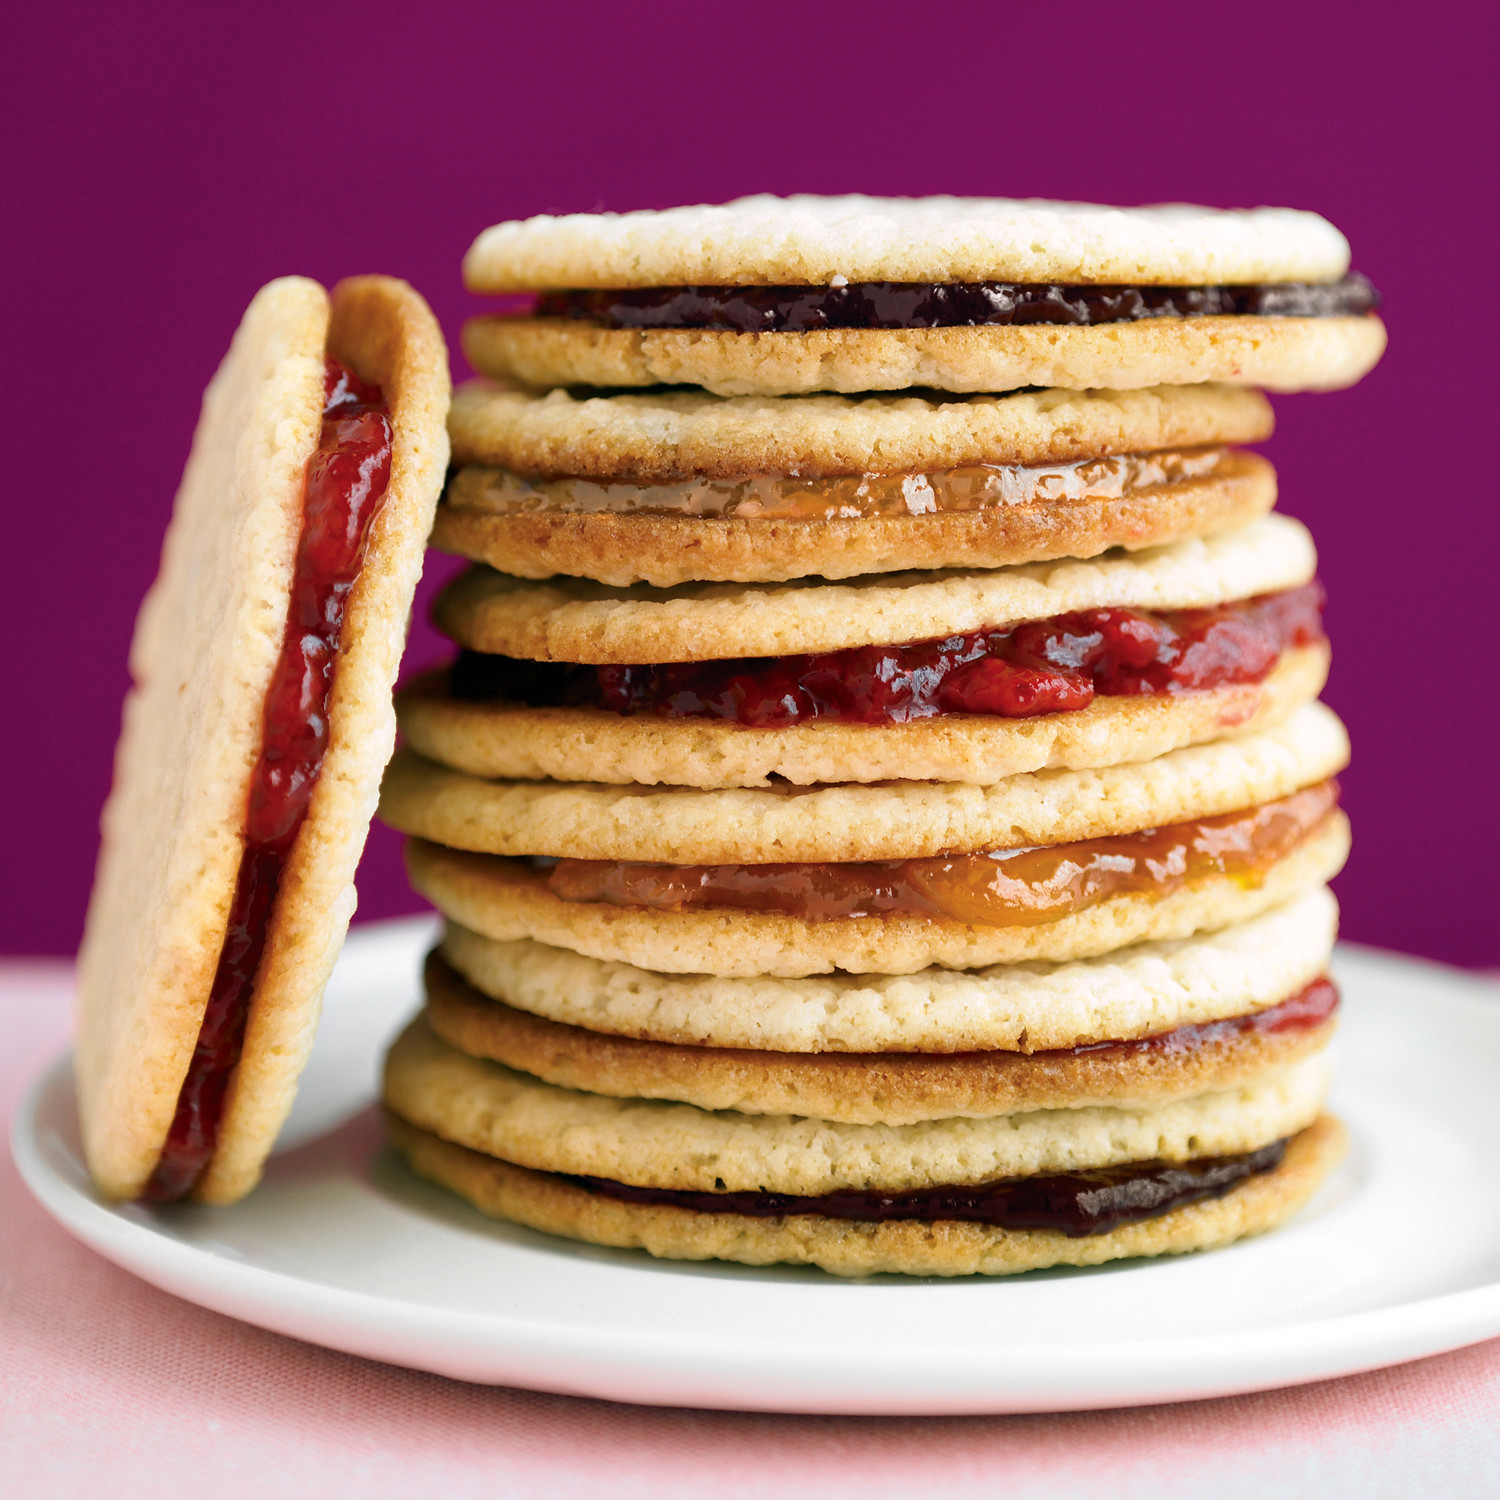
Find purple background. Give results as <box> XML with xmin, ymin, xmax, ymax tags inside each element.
<box><xmin>4</xmin><ymin>3</ymin><xmax>1495</xmax><ymax>964</ymax></box>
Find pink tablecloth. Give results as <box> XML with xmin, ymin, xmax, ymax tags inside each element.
<box><xmin>5</xmin><ymin>961</ymin><xmax>1499</xmax><ymax>1498</ymax></box>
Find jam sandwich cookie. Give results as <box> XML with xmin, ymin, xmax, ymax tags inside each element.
<box><xmin>401</xmin><ymin>514</ymin><xmax>1322</xmax><ymax>789</ymax></box>
<box><xmin>438</xmin><ymin>381</ymin><xmax>1276</xmax><ymax>586</ymax></box>
<box><xmin>421</xmin><ymin>511</ymin><xmax>1316</xmax><ymax>663</ymax></box>
<box><xmin>75</xmin><ymin>276</ymin><xmax>450</xmax><ymax>1205</ymax></box>
<box><xmin>386</xmin><ymin>1111</ymin><xmax>1345</xmax><ymax>1278</ymax></box>
<box><xmin>381</xmin><ymin>1008</ymin><xmax>1340</xmax><ymax>1277</ymax></box>
<box><xmin>420</xmin><ymin>949</ymin><xmax>1340</xmax><ymax>1123</ymax></box>
<box><xmin>383</xmin><ymin>1015</ymin><xmax>1331</xmax><ymax>1193</ymax></box>
<box><xmin>377</xmin><ymin>700</ymin><xmax>1349</xmax><ymax>865</ymax></box>
<box><xmin>383</xmin><ymin>707</ymin><xmax>1348</xmax><ymax>978</ymax></box>
<box><xmin>397</xmin><ymin>642</ymin><xmax>1327</xmax><ymax>792</ymax></box>
<box><xmin>459</xmin><ymin>195</ymin><xmax>1385</xmax><ymax>397</ymax></box>
<box><xmin>427</xmin><ymin>885</ymin><xmax>1339</xmax><ymax>1054</ymax></box>
<box><xmin>404</xmin><ymin>787</ymin><xmax>1346</xmax><ymax>977</ymax></box>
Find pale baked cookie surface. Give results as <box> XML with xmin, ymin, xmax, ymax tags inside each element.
<box><xmin>424</xmin><ymin>951</ymin><xmax>1338</xmax><ymax>1124</ymax></box>
<box><xmin>433</xmin><ymin>513</ymin><xmax>1315</xmax><ymax>663</ymax></box>
<box><xmin>463</xmin><ymin>196</ymin><xmax>1353</xmax><ymax>290</ymax></box>
<box><xmin>435</xmin><ymin>453</ymin><xmax>1275</xmax><ymax>587</ymax></box>
<box><xmin>397</xmin><ymin>641</ymin><xmax>1326</xmax><ymax>790</ymax></box>
<box><xmin>383</xmin><ymin>1014</ymin><xmax>1330</xmax><ymax>1193</ymax></box>
<box><xmin>75</xmin><ymin>277</ymin><xmax>451</xmax><ymax>1204</ymax></box>
<box><xmin>464</xmin><ymin>315</ymin><xmax>1386</xmax><ymax>399</ymax></box>
<box><xmin>389</xmin><ymin>1110</ymin><xmax>1345</xmax><ymax>1278</ymax></box>
<box><xmin>377</xmin><ymin>701</ymin><xmax>1349</xmax><ymax>864</ymax></box>
<box><xmin>411</xmin><ymin>811</ymin><xmax>1347</xmax><ymax>978</ymax></box>
<box><xmin>434</xmin><ymin>887</ymin><xmax>1338</xmax><ymax>1053</ymax></box>
<box><xmin>447</xmin><ymin>380</ymin><xmax>1274</xmax><ymax>479</ymax></box>
<box><xmin>442</xmin><ymin>382</ymin><xmax>1278</xmax><ymax>590</ymax></box>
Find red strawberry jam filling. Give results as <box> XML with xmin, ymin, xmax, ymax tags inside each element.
<box><xmin>1066</xmin><ymin>975</ymin><xmax>1338</xmax><ymax>1060</ymax></box>
<box><xmin>537</xmin><ymin>781</ymin><xmax>1339</xmax><ymax>927</ymax></box>
<box><xmin>533</xmin><ymin>273</ymin><xmax>1378</xmax><ymax>332</ymax></box>
<box><xmin>564</xmin><ymin>1136</ymin><xmax>1292</xmax><ymax>1236</ymax></box>
<box><xmin>145</xmin><ymin>358</ymin><xmax>393</xmax><ymax>1203</ymax></box>
<box><xmin>449</xmin><ymin>582</ymin><xmax>1324</xmax><ymax>727</ymax></box>
<box><xmin>446</xmin><ymin>444</ymin><xmax>1228</xmax><ymax>521</ymax></box>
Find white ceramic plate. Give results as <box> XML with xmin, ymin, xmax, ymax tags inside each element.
<box><xmin>13</xmin><ymin>917</ymin><xmax>1500</xmax><ymax>1414</ymax></box>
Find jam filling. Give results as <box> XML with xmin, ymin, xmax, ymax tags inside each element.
<box><xmin>144</xmin><ymin>359</ymin><xmax>393</xmax><ymax>1203</ymax></box>
<box><xmin>533</xmin><ymin>274</ymin><xmax>1378</xmax><ymax>332</ymax></box>
<box><xmin>565</xmin><ymin>1138</ymin><xmax>1290</xmax><ymax>1236</ymax></box>
<box><xmin>1064</xmin><ymin>975</ymin><xmax>1338</xmax><ymax>1060</ymax></box>
<box><xmin>538</xmin><ymin>782</ymin><xmax>1338</xmax><ymax>926</ymax></box>
<box><xmin>447</xmin><ymin>446</ymin><xmax>1227</xmax><ymax>522</ymax></box>
<box><xmin>450</xmin><ymin>582</ymin><xmax>1324</xmax><ymax>728</ymax></box>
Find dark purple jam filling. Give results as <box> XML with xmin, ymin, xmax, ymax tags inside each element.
<box><xmin>565</xmin><ymin>1139</ymin><xmax>1289</xmax><ymax>1237</ymax></box>
<box><xmin>534</xmin><ymin>274</ymin><xmax>1378</xmax><ymax>333</ymax></box>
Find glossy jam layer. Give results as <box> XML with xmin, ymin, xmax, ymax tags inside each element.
<box><xmin>1068</xmin><ymin>976</ymin><xmax>1338</xmax><ymax>1061</ymax></box>
<box><xmin>144</xmin><ymin>359</ymin><xmax>393</xmax><ymax>1203</ymax></box>
<box><xmin>542</xmin><ymin>781</ymin><xmax>1338</xmax><ymax>926</ymax></box>
<box><xmin>450</xmin><ymin>583</ymin><xmax>1325</xmax><ymax>728</ymax></box>
<box><xmin>450</xmin><ymin>446</ymin><xmax>1226</xmax><ymax>521</ymax></box>
<box><xmin>567</xmin><ymin>1138</ymin><xmax>1290</xmax><ymax>1236</ymax></box>
<box><xmin>534</xmin><ymin>274</ymin><xmax>1379</xmax><ymax>332</ymax></box>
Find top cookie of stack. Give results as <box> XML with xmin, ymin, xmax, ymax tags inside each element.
<box><xmin>447</xmin><ymin>194</ymin><xmax>1383</xmax><ymax>587</ymax></box>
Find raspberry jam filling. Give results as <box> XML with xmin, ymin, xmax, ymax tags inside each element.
<box><xmin>1067</xmin><ymin>975</ymin><xmax>1338</xmax><ymax>1061</ymax></box>
<box><xmin>565</xmin><ymin>1137</ymin><xmax>1291</xmax><ymax>1236</ymax></box>
<box><xmin>446</xmin><ymin>445</ymin><xmax>1228</xmax><ymax>522</ymax></box>
<box><xmin>144</xmin><ymin>358</ymin><xmax>393</xmax><ymax>1203</ymax></box>
<box><xmin>449</xmin><ymin>582</ymin><xmax>1325</xmax><ymax>727</ymax></box>
<box><xmin>537</xmin><ymin>782</ymin><xmax>1338</xmax><ymax>926</ymax></box>
<box><xmin>533</xmin><ymin>274</ymin><xmax>1378</xmax><ymax>332</ymax></box>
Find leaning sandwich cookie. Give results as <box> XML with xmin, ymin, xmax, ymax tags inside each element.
<box><xmin>76</xmin><ymin>276</ymin><xmax>450</xmax><ymax>1204</ymax></box>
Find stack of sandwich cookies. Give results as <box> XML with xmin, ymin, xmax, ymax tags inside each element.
<box><xmin>379</xmin><ymin>196</ymin><xmax>1378</xmax><ymax>1276</ymax></box>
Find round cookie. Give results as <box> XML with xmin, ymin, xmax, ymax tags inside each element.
<box><xmin>74</xmin><ymin>277</ymin><xmax>451</xmax><ymax>1204</ymax></box>
<box><xmin>384</xmin><ymin>1014</ymin><xmax>1328</xmax><ymax>1194</ymax></box>
<box><xmin>388</xmin><ymin>1111</ymin><xmax>1345</xmax><ymax>1278</ymax></box>
<box><xmin>463</xmin><ymin>197</ymin><xmax>1355</xmax><ymax>290</ymax></box>
<box><xmin>377</xmin><ymin>701</ymin><xmax>1350</xmax><ymax>864</ymax></box>
<box><xmin>432</xmin><ymin>513</ymin><xmax>1315</xmax><ymax>663</ymax></box>
<box><xmin>423</xmin><ymin>951</ymin><xmax>1338</xmax><ymax>1125</ymax></box>
<box><xmin>397</xmin><ymin>641</ymin><xmax>1327</xmax><ymax>790</ymax></box>
<box><xmin>463</xmin><ymin>314</ymin><xmax>1386</xmax><ymax>400</ymax></box>
<box><xmin>412</xmin><ymin>811</ymin><xmax>1347</xmax><ymax>978</ymax></box>
<box><xmin>446</xmin><ymin>380</ymin><xmax>1275</xmax><ymax>480</ymax></box>
<box><xmin>384</xmin><ymin>1015</ymin><xmax>1330</xmax><ymax>1193</ymax></box>
<box><xmin>436</xmin><ymin>452</ymin><xmax>1274</xmax><ymax>587</ymax></box>
<box><xmin>433</xmin><ymin>887</ymin><xmax>1338</xmax><ymax>1053</ymax></box>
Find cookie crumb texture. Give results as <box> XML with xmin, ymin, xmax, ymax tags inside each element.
<box><xmin>431</xmin><ymin>513</ymin><xmax>1316</xmax><ymax>665</ymax></box>
<box><xmin>462</xmin><ymin>197</ymin><xmax>1353</xmax><ymax>291</ymax></box>
<box><xmin>430</xmin><ymin>885</ymin><xmax>1340</xmax><ymax>1049</ymax></box>
<box><xmin>434</xmin><ymin>452</ymin><xmax>1276</xmax><ymax>587</ymax></box>
<box><xmin>446</xmin><ymin>381</ymin><xmax>1275</xmax><ymax>480</ymax></box>
<box><xmin>464</xmin><ymin>316</ymin><xmax>1386</xmax><ymax>399</ymax></box>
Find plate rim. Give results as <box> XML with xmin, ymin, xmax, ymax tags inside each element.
<box><xmin>11</xmin><ymin>933</ymin><xmax>1500</xmax><ymax>1415</ymax></box>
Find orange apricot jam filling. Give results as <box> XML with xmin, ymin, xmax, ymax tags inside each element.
<box><xmin>448</xmin><ymin>445</ymin><xmax>1227</xmax><ymax>521</ymax></box>
<box><xmin>540</xmin><ymin>781</ymin><xmax>1339</xmax><ymax>927</ymax></box>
